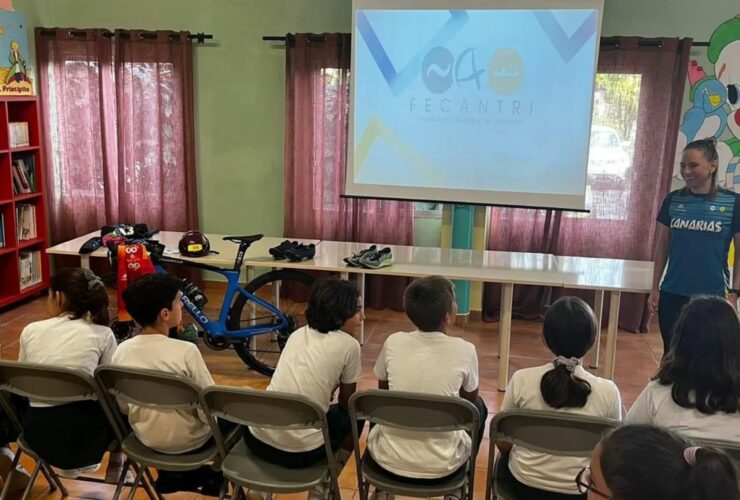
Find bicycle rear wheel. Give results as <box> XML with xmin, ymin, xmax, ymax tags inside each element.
<box><xmin>229</xmin><ymin>269</ymin><xmax>315</xmax><ymax>376</ymax></box>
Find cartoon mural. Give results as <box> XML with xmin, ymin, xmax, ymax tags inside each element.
<box><xmin>674</xmin><ymin>14</ymin><xmax>740</xmax><ymax>188</ymax></box>
<box><xmin>0</xmin><ymin>9</ymin><xmax>32</xmax><ymax>95</ymax></box>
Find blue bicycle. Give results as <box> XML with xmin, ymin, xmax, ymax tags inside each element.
<box><xmin>150</xmin><ymin>234</ymin><xmax>315</xmax><ymax>376</ymax></box>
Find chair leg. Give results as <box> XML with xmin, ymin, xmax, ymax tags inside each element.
<box><xmin>41</xmin><ymin>463</ymin><xmax>69</xmax><ymax>497</ymax></box>
<box><xmin>19</xmin><ymin>460</ymin><xmax>42</xmax><ymax>500</ymax></box>
<box><xmin>126</xmin><ymin>463</ymin><xmax>145</xmax><ymax>500</ymax></box>
<box><xmin>330</xmin><ymin>475</ymin><xmax>341</xmax><ymax>500</ymax></box>
<box><xmin>39</xmin><ymin>464</ymin><xmax>58</xmax><ymax>494</ymax></box>
<box><xmin>112</xmin><ymin>459</ymin><xmax>131</xmax><ymax>500</ymax></box>
<box><xmin>0</xmin><ymin>448</ymin><xmax>23</xmax><ymax>500</ymax></box>
<box><xmin>218</xmin><ymin>478</ymin><xmax>229</xmax><ymax>500</ymax></box>
<box><xmin>141</xmin><ymin>466</ymin><xmax>163</xmax><ymax>500</ymax></box>
<box><xmin>230</xmin><ymin>485</ymin><xmax>245</xmax><ymax>500</ymax></box>
<box><xmin>358</xmin><ymin>479</ymin><xmax>370</xmax><ymax>500</ymax></box>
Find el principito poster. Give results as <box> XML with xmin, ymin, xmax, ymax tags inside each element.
<box><xmin>0</xmin><ymin>9</ymin><xmax>32</xmax><ymax>95</ymax></box>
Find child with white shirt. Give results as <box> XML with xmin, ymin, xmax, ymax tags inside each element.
<box><xmin>626</xmin><ymin>295</ymin><xmax>740</xmax><ymax>441</ymax></box>
<box><xmin>243</xmin><ymin>277</ymin><xmax>363</xmax><ymax>499</ymax></box>
<box><xmin>499</xmin><ymin>296</ymin><xmax>622</xmax><ymax>499</ymax></box>
<box><xmin>113</xmin><ymin>272</ymin><xmax>222</xmax><ymax>495</ymax></box>
<box><xmin>368</xmin><ymin>275</ymin><xmax>487</xmax><ymax>487</ymax></box>
<box><xmin>19</xmin><ymin>268</ymin><xmax>122</xmax><ymax>482</ymax></box>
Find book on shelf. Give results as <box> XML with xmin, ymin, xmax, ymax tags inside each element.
<box><xmin>11</xmin><ymin>157</ymin><xmax>34</xmax><ymax>194</ymax></box>
<box><xmin>15</xmin><ymin>203</ymin><xmax>36</xmax><ymax>241</ymax></box>
<box><xmin>9</xmin><ymin>122</ymin><xmax>29</xmax><ymax>148</ymax></box>
<box><xmin>0</xmin><ymin>213</ymin><xmax>4</xmax><ymax>248</ymax></box>
<box><xmin>19</xmin><ymin>250</ymin><xmax>42</xmax><ymax>289</ymax></box>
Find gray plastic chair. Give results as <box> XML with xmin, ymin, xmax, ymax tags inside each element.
<box><xmin>486</xmin><ymin>409</ymin><xmax>620</xmax><ymax>500</ymax></box>
<box><xmin>200</xmin><ymin>385</ymin><xmax>341</xmax><ymax>500</ymax></box>
<box><xmin>0</xmin><ymin>360</ymin><xmax>156</xmax><ymax>500</ymax></box>
<box><xmin>349</xmin><ymin>390</ymin><xmax>480</xmax><ymax>500</ymax></box>
<box><xmin>95</xmin><ymin>365</ymin><xmax>234</xmax><ymax>500</ymax></box>
<box><xmin>692</xmin><ymin>436</ymin><xmax>740</xmax><ymax>485</ymax></box>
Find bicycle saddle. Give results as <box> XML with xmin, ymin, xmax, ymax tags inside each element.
<box><xmin>223</xmin><ymin>234</ymin><xmax>264</xmax><ymax>244</ymax></box>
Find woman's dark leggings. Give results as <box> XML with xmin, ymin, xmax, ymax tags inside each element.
<box><xmin>657</xmin><ymin>291</ymin><xmax>691</xmax><ymax>356</ymax></box>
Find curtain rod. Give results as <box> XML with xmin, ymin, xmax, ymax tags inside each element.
<box><xmin>262</xmin><ymin>34</ymin><xmax>708</xmax><ymax>47</ymax></box>
<box><xmin>39</xmin><ymin>29</ymin><xmax>213</xmax><ymax>44</ymax></box>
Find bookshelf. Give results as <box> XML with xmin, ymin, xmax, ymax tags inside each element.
<box><xmin>0</xmin><ymin>97</ymin><xmax>49</xmax><ymax>308</ymax></box>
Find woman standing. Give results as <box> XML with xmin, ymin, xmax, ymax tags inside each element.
<box><xmin>648</xmin><ymin>137</ymin><xmax>740</xmax><ymax>354</ymax></box>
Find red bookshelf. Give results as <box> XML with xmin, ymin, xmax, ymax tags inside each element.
<box><xmin>0</xmin><ymin>97</ymin><xmax>49</xmax><ymax>307</ymax></box>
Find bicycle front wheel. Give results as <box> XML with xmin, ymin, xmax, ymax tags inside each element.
<box><xmin>229</xmin><ymin>269</ymin><xmax>315</xmax><ymax>376</ymax></box>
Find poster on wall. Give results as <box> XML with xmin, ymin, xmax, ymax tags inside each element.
<box><xmin>0</xmin><ymin>9</ymin><xmax>32</xmax><ymax>95</ymax></box>
<box><xmin>674</xmin><ymin>14</ymin><xmax>740</xmax><ymax>190</ymax></box>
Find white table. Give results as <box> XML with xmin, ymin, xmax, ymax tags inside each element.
<box><xmin>557</xmin><ymin>256</ymin><xmax>654</xmax><ymax>380</ymax></box>
<box><xmin>46</xmin><ymin>231</ymin><xmax>654</xmax><ymax>389</ymax></box>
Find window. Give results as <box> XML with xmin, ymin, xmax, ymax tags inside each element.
<box><xmin>570</xmin><ymin>73</ymin><xmax>642</xmax><ymax>220</ymax></box>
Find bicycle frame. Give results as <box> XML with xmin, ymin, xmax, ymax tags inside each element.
<box><xmin>152</xmin><ymin>241</ymin><xmax>290</xmax><ymax>341</ymax></box>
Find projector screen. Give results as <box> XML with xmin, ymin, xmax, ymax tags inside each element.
<box><xmin>346</xmin><ymin>0</ymin><xmax>604</xmax><ymax>210</ymax></box>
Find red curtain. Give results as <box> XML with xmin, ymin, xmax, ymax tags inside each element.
<box><xmin>35</xmin><ymin>29</ymin><xmax>115</xmax><ymax>244</ymax></box>
<box><xmin>484</xmin><ymin>37</ymin><xmax>693</xmax><ymax>332</ymax></box>
<box><xmin>36</xmin><ymin>28</ymin><xmax>198</xmax><ymax>245</ymax></box>
<box><xmin>283</xmin><ymin>33</ymin><xmax>413</xmax><ymax>310</ymax></box>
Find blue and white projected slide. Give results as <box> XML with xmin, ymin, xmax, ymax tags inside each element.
<box><xmin>346</xmin><ymin>0</ymin><xmax>603</xmax><ymax>210</ymax></box>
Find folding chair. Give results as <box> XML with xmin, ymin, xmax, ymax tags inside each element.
<box><xmin>95</xmin><ymin>365</ymin><xmax>234</xmax><ymax>500</ymax></box>
<box><xmin>200</xmin><ymin>385</ymin><xmax>341</xmax><ymax>500</ymax></box>
<box><xmin>485</xmin><ymin>409</ymin><xmax>619</xmax><ymax>500</ymax></box>
<box><xmin>349</xmin><ymin>390</ymin><xmax>481</xmax><ymax>500</ymax></box>
<box><xmin>692</xmin><ymin>436</ymin><xmax>740</xmax><ymax>486</ymax></box>
<box><xmin>0</xmin><ymin>360</ymin><xmax>156</xmax><ymax>500</ymax></box>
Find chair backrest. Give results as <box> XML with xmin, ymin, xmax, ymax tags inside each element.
<box><xmin>0</xmin><ymin>359</ymin><xmax>118</xmax><ymax>440</ymax></box>
<box><xmin>491</xmin><ymin>409</ymin><xmax>619</xmax><ymax>457</ymax></box>
<box><xmin>200</xmin><ymin>385</ymin><xmax>338</xmax><ymax>493</ymax></box>
<box><xmin>349</xmin><ymin>389</ymin><xmax>479</xmax><ymax>434</ymax></box>
<box><xmin>201</xmin><ymin>385</ymin><xmax>327</xmax><ymax>431</ymax></box>
<box><xmin>95</xmin><ymin>365</ymin><xmax>202</xmax><ymax>411</ymax></box>
<box><xmin>692</xmin><ymin>437</ymin><xmax>740</xmax><ymax>471</ymax></box>
<box><xmin>0</xmin><ymin>359</ymin><xmax>99</xmax><ymax>404</ymax></box>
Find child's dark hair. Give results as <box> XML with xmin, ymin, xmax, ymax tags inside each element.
<box><xmin>655</xmin><ymin>295</ymin><xmax>740</xmax><ymax>414</ymax></box>
<box><xmin>683</xmin><ymin>137</ymin><xmax>719</xmax><ymax>195</ymax></box>
<box><xmin>600</xmin><ymin>425</ymin><xmax>739</xmax><ymax>500</ymax></box>
<box><xmin>305</xmin><ymin>277</ymin><xmax>359</xmax><ymax>333</ymax></box>
<box><xmin>122</xmin><ymin>273</ymin><xmax>182</xmax><ymax>327</ymax></box>
<box><xmin>403</xmin><ymin>276</ymin><xmax>455</xmax><ymax>332</ymax></box>
<box><xmin>540</xmin><ymin>296</ymin><xmax>596</xmax><ymax>409</ymax></box>
<box><xmin>50</xmin><ymin>268</ymin><xmax>109</xmax><ymax>326</ymax></box>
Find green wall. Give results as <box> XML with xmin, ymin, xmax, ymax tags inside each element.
<box><xmin>11</xmin><ymin>0</ymin><xmax>740</xmax><ymax>239</ymax></box>
<box><xmin>602</xmin><ymin>0</ymin><xmax>739</xmax><ymax>40</ymax></box>
<box><xmin>15</xmin><ymin>0</ymin><xmax>351</xmax><ymax>237</ymax></box>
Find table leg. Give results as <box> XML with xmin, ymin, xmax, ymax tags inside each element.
<box><xmin>81</xmin><ymin>255</ymin><xmax>90</xmax><ymax>270</ymax></box>
<box><xmin>358</xmin><ymin>273</ymin><xmax>365</xmax><ymax>346</ymax></box>
<box><xmin>589</xmin><ymin>290</ymin><xmax>604</xmax><ymax>369</ymax></box>
<box><xmin>604</xmin><ymin>291</ymin><xmax>621</xmax><ymax>380</ymax></box>
<box><xmin>498</xmin><ymin>283</ymin><xmax>514</xmax><ymax>392</ymax></box>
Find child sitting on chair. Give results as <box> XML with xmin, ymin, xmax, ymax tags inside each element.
<box><xmin>499</xmin><ymin>296</ymin><xmax>623</xmax><ymax>499</ymax></box>
<box><xmin>113</xmin><ymin>272</ymin><xmax>222</xmax><ymax>495</ymax></box>
<box><xmin>19</xmin><ymin>268</ymin><xmax>123</xmax><ymax>483</ymax></box>
<box><xmin>368</xmin><ymin>275</ymin><xmax>487</xmax><ymax>492</ymax></box>
<box><xmin>243</xmin><ymin>276</ymin><xmax>363</xmax><ymax>499</ymax></box>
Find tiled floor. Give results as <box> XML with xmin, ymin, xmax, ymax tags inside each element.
<box><xmin>0</xmin><ymin>286</ymin><xmax>662</xmax><ymax>499</ymax></box>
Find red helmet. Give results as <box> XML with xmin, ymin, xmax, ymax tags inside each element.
<box><xmin>179</xmin><ymin>230</ymin><xmax>211</xmax><ymax>257</ymax></box>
